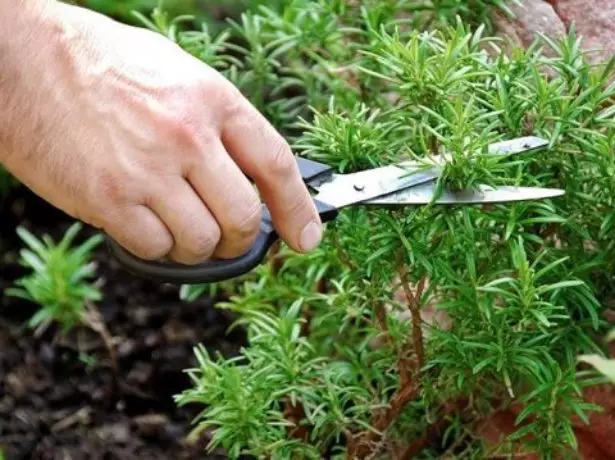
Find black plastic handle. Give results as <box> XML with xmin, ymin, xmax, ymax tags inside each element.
<box><xmin>106</xmin><ymin>198</ymin><xmax>338</xmax><ymax>284</ymax></box>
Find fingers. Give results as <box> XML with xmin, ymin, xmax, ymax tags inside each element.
<box><xmin>184</xmin><ymin>137</ymin><xmax>262</xmax><ymax>260</ymax></box>
<box><xmin>103</xmin><ymin>205</ymin><xmax>174</xmax><ymax>261</ymax></box>
<box><xmin>147</xmin><ymin>178</ymin><xmax>222</xmax><ymax>264</ymax></box>
<box><xmin>219</xmin><ymin>92</ymin><xmax>323</xmax><ymax>253</ymax></box>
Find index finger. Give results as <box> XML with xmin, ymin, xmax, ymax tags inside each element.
<box><xmin>218</xmin><ymin>88</ymin><xmax>323</xmax><ymax>254</ymax></box>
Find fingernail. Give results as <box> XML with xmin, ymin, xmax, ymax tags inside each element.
<box><xmin>299</xmin><ymin>220</ymin><xmax>322</xmax><ymax>252</ymax></box>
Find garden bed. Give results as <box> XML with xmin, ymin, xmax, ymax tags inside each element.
<box><xmin>0</xmin><ymin>186</ymin><xmax>247</xmax><ymax>459</ymax></box>
<box><xmin>3</xmin><ymin>0</ymin><xmax>615</xmax><ymax>458</ymax></box>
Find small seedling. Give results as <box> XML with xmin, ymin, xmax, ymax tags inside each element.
<box><xmin>5</xmin><ymin>222</ymin><xmax>104</xmax><ymax>335</ymax></box>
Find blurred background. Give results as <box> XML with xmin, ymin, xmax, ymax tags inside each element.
<box><xmin>69</xmin><ymin>0</ymin><xmax>285</xmax><ymax>32</ymax></box>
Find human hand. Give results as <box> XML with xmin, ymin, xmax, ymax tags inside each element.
<box><xmin>0</xmin><ymin>1</ymin><xmax>322</xmax><ymax>264</ymax></box>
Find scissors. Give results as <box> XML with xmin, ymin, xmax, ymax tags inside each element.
<box><xmin>107</xmin><ymin>136</ymin><xmax>564</xmax><ymax>284</ymax></box>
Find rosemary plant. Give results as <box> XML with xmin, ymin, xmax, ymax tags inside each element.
<box><xmin>47</xmin><ymin>0</ymin><xmax>615</xmax><ymax>457</ymax></box>
<box><xmin>5</xmin><ymin>223</ymin><xmax>103</xmax><ymax>335</ymax></box>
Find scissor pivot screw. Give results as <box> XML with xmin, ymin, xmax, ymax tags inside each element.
<box><xmin>354</xmin><ymin>184</ymin><xmax>365</xmax><ymax>191</ymax></box>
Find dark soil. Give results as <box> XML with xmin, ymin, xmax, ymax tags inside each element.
<box><xmin>0</xmin><ymin>186</ymin><xmax>248</xmax><ymax>459</ymax></box>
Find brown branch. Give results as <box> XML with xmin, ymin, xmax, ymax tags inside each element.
<box><xmin>349</xmin><ymin>378</ymin><xmax>419</xmax><ymax>459</ymax></box>
<box><xmin>374</xmin><ymin>299</ymin><xmax>391</xmax><ymax>344</ymax></box>
<box><xmin>397</xmin><ymin>343</ymin><xmax>413</xmax><ymax>388</ymax></box>
<box><xmin>345</xmin><ymin>430</ymin><xmax>359</xmax><ymax>458</ymax></box>
<box><xmin>346</xmin><ymin>256</ymin><xmax>431</xmax><ymax>459</ymax></box>
<box><xmin>374</xmin><ymin>380</ymin><xmax>418</xmax><ymax>432</ymax></box>
<box><xmin>395</xmin><ymin>250</ymin><xmax>426</xmax><ymax>371</ymax></box>
<box><xmin>344</xmin><ymin>294</ymin><xmax>420</xmax><ymax>459</ymax></box>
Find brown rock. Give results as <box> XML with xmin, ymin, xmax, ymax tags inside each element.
<box><xmin>126</xmin><ymin>361</ymin><xmax>153</xmax><ymax>384</ymax></box>
<box><xmin>494</xmin><ymin>0</ymin><xmax>615</xmax><ymax>66</ymax></box>
<box><xmin>492</xmin><ymin>0</ymin><xmax>566</xmax><ymax>52</ymax></box>
<box><xmin>162</xmin><ymin>317</ymin><xmax>197</xmax><ymax>343</ymax></box>
<box><xmin>94</xmin><ymin>422</ymin><xmax>130</xmax><ymax>444</ymax></box>
<box><xmin>133</xmin><ymin>413</ymin><xmax>169</xmax><ymax>437</ymax></box>
<box><xmin>5</xmin><ymin>371</ymin><xmax>26</xmax><ymax>399</ymax></box>
<box><xmin>552</xmin><ymin>0</ymin><xmax>615</xmax><ymax>64</ymax></box>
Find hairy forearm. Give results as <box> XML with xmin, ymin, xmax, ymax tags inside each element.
<box><xmin>0</xmin><ymin>0</ymin><xmax>60</xmax><ymax>163</ymax></box>
<box><xmin>0</xmin><ymin>0</ymin><xmax>322</xmax><ymax>264</ymax></box>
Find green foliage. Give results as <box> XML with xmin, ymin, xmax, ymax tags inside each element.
<box><xmin>408</xmin><ymin>0</ymin><xmax>520</xmax><ymax>32</ymax></box>
<box><xmin>92</xmin><ymin>0</ymin><xmax>615</xmax><ymax>458</ymax></box>
<box><xmin>74</xmin><ymin>0</ymin><xmax>205</xmax><ymax>24</ymax></box>
<box><xmin>0</xmin><ymin>166</ymin><xmax>18</xmax><ymax>197</ymax></box>
<box><xmin>578</xmin><ymin>329</ymin><xmax>615</xmax><ymax>384</ymax></box>
<box><xmin>4</xmin><ymin>223</ymin><xmax>104</xmax><ymax>334</ymax></box>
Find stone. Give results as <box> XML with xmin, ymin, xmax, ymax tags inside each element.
<box><xmin>132</xmin><ymin>413</ymin><xmax>169</xmax><ymax>437</ymax></box>
<box><xmin>94</xmin><ymin>422</ymin><xmax>130</xmax><ymax>444</ymax></box>
<box><xmin>493</xmin><ymin>0</ymin><xmax>615</xmax><ymax>66</ymax></box>
<box><xmin>552</xmin><ymin>0</ymin><xmax>615</xmax><ymax>64</ymax></box>
<box><xmin>492</xmin><ymin>0</ymin><xmax>566</xmax><ymax>53</ymax></box>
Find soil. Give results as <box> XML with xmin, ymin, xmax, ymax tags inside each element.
<box><xmin>0</xmin><ymin>186</ymin><xmax>248</xmax><ymax>460</ymax></box>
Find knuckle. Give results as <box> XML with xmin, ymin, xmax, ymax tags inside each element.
<box><xmin>267</xmin><ymin>140</ymin><xmax>296</xmax><ymax>179</ymax></box>
<box><xmin>138</xmin><ymin>240</ymin><xmax>171</xmax><ymax>261</ymax></box>
<box><xmin>188</xmin><ymin>228</ymin><xmax>220</xmax><ymax>260</ymax></box>
<box><xmin>158</xmin><ymin>112</ymin><xmax>203</xmax><ymax>156</ymax></box>
<box><xmin>114</xmin><ymin>229</ymin><xmax>171</xmax><ymax>261</ymax></box>
<box><xmin>96</xmin><ymin>167</ymin><xmax>130</xmax><ymax>204</ymax></box>
<box><xmin>226</xmin><ymin>200</ymin><xmax>262</xmax><ymax>244</ymax></box>
<box><xmin>286</xmin><ymin>193</ymin><xmax>311</xmax><ymax>218</ymax></box>
<box><xmin>104</xmin><ymin>213</ymin><xmax>173</xmax><ymax>262</ymax></box>
<box><xmin>221</xmin><ymin>96</ymin><xmax>251</xmax><ymax>131</ymax></box>
<box><xmin>195</xmin><ymin>72</ymin><xmax>241</xmax><ymax>120</ymax></box>
<box><xmin>179</xmin><ymin>215</ymin><xmax>221</xmax><ymax>260</ymax></box>
<box><xmin>215</xmin><ymin>78</ymin><xmax>245</xmax><ymax>110</ymax></box>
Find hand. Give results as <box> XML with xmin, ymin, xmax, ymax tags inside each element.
<box><xmin>0</xmin><ymin>1</ymin><xmax>323</xmax><ymax>264</ymax></box>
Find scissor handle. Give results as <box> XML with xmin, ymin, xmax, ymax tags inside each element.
<box><xmin>106</xmin><ymin>157</ymin><xmax>338</xmax><ymax>284</ymax></box>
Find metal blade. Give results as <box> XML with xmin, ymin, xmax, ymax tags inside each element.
<box><xmin>308</xmin><ymin>136</ymin><xmax>550</xmax><ymax>210</ymax></box>
<box><xmin>424</xmin><ymin>136</ymin><xmax>549</xmax><ymax>165</ymax></box>
<box><xmin>485</xmin><ymin>136</ymin><xmax>548</xmax><ymax>156</ymax></box>
<box><xmin>363</xmin><ymin>182</ymin><xmax>565</xmax><ymax>205</ymax></box>
<box><xmin>310</xmin><ymin>163</ymin><xmax>439</xmax><ymax>209</ymax></box>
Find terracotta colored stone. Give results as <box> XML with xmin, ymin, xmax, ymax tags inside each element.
<box><xmin>494</xmin><ymin>0</ymin><xmax>615</xmax><ymax>66</ymax></box>
<box><xmin>551</xmin><ymin>0</ymin><xmax>615</xmax><ymax>63</ymax></box>
<box><xmin>492</xmin><ymin>0</ymin><xmax>566</xmax><ymax>52</ymax></box>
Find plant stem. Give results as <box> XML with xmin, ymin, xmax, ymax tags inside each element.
<box><xmin>395</xmin><ymin>250</ymin><xmax>426</xmax><ymax>371</ymax></box>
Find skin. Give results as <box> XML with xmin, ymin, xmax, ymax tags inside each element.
<box><xmin>0</xmin><ymin>0</ymin><xmax>323</xmax><ymax>265</ymax></box>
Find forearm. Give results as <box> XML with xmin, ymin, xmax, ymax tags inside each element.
<box><xmin>0</xmin><ymin>0</ymin><xmax>60</xmax><ymax>164</ymax></box>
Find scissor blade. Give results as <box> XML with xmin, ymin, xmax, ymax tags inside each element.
<box><xmin>425</xmin><ymin>136</ymin><xmax>549</xmax><ymax>165</ymax></box>
<box><xmin>363</xmin><ymin>182</ymin><xmax>565</xmax><ymax>205</ymax></box>
<box><xmin>308</xmin><ymin>136</ymin><xmax>550</xmax><ymax>210</ymax></box>
<box><xmin>310</xmin><ymin>162</ymin><xmax>439</xmax><ymax>209</ymax></box>
<box><xmin>486</xmin><ymin>136</ymin><xmax>548</xmax><ymax>156</ymax></box>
